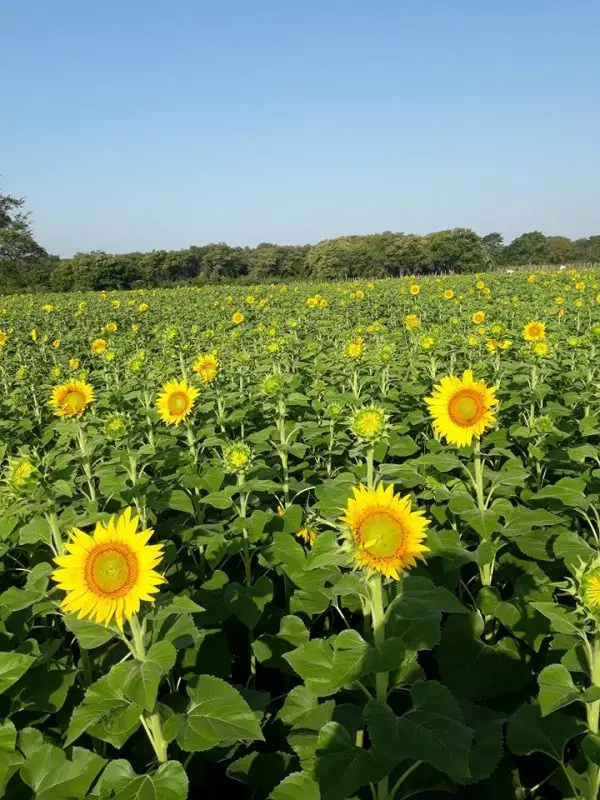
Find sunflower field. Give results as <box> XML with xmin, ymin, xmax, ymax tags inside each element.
<box><xmin>1</xmin><ymin>269</ymin><xmax>600</xmax><ymax>800</ymax></box>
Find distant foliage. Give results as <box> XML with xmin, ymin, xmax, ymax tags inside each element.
<box><xmin>2</xmin><ymin>187</ymin><xmax>600</xmax><ymax>293</ymax></box>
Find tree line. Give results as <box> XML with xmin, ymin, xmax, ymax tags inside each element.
<box><xmin>1</xmin><ymin>189</ymin><xmax>599</xmax><ymax>292</ymax></box>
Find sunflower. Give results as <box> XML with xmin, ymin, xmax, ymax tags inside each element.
<box><xmin>404</xmin><ymin>314</ymin><xmax>420</xmax><ymax>329</ymax></box>
<box><xmin>138</xmin><ymin>303</ymin><xmax>148</xmax><ymax>312</ymax></box>
<box><xmin>346</xmin><ymin>338</ymin><xmax>364</xmax><ymax>359</ymax></box>
<box><xmin>425</xmin><ymin>369</ymin><xmax>498</xmax><ymax>447</ymax></box>
<box><xmin>0</xmin><ymin>330</ymin><xmax>7</xmax><ymax>346</ymax></box>
<box><xmin>472</xmin><ymin>311</ymin><xmax>485</xmax><ymax>324</ymax></box>
<box><xmin>534</xmin><ymin>341</ymin><xmax>549</xmax><ymax>357</ymax></box>
<box><xmin>50</xmin><ymin>379</ymin><xmax>94</xmax><ymax>418</ymax></box>
<box><xmin>410</xmin><ymin>284</ymin><xmax>420</xmax><ymax>296</ymax></box>
<box><xmin>104</xmin><ymin>322</ymin><xmax>118</xmax><ymax>333</ymax></box>
<box><xmin>443</xmin><ymin>289</ymin><xmax>454</xmax><ymax>300</ymax></box>
<box><xmin>69</xmin><ymin>357</ymin><xmax>80</xmax><ymax>370</ymax></box>
<box><xmin>232</xmin><ymin>312</ymin><xmax>245</xmax><ymax>325</ymax></box>
<box><xmin>340</xmin><ymin>483</ymin><xmax>429</xmax><ymax>579</ymax></box>
<box><xmin>350</xmin><ymin>406</ymin><xmax>387</xmax><ymax>441</ymax></box>
<box><xmin>296</xmin><ymin>526</ymin><xmax>317</xmax><ymax>546</ymax></box>
<box><xmin>155</xmin><ymin>378</ymin><xmax>198</xmax><ymax>426</ymax></box>
<box><xmin>523</xmin><ymin>321</ymin><xmax>546</xmax><ymax>341</ymax></box>
<box><xmin>92</xmin><ymin>338</ymin><xmax>107</xmax><ymax>355</ymax></box>
<box><xmin>52</xmin><ymin>508</ymin><xmax>166</xmax><ymax>629</ymax></box>
<box><xmin>193</xmin><ymin>352</ymin><xmax>219</xmax><ymax>383</ymax></box>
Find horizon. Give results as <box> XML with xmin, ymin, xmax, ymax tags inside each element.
<box><xmin>3</xmin><ymin>0</ymin><xmax>600</xmax><ymax>258</ymax></box>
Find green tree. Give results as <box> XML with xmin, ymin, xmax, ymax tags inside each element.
<box><xmin>504</xmin><ymin>231</ymin><xmax>548</xmax><ymax>265</ymax></box>
<box><xmin>426</xmin><ymin>228</ymin><xmax>488</xmax><ymax>273</ymax></box>
<box><xmin>0</xmin><ymin>190</ymin><xmax>49</xmax><ymax>291</ymax></box>
<box><xmin>545</xmin><ymin>236</ymin><xmax>575</xmax><ymax>264</ymax></box>
<box><xmin>482</xmin><ymin>232</ymin><xmax>505</xmax><ymax>267</ymax></box>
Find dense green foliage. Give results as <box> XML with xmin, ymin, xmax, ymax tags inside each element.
<box><xmin>1</xmin><ymin>271</ymin><xmax>600</xmax><ymax>798</ymax></box>
<box><xmin>2</xmin><ymin>189</ymin><xmax>600</xmax><ymax>293</ymax></box>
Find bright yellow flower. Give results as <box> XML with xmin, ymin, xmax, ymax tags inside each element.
<box><xmin>528</xmin><ymin>274</ymin><xmax>536</xmax><ymax>284</ymax></box>
<box><xmin>340</xmin><ymin>483</ymin><xmax>429</xmax><ymax>579</ymax></box>
<box><xmin>523</xmin><ymin>321</ymin><xmax>546</xmax><ymax>341</ymax></box>
<box><xmin>420</xmin><ymin>336</ymin><xmax>435</xmax><ymax>350</ymax></box>
<box><xmin>425</xmin><ymin>369</ymin><xmax>498</xmax><ymax>447</ymax></box>
<box><xmin>232</xmin><ymin>311</ymin><xmax>245</xmax><ymax>325</ymax></box>
<box><xmin>476</xmin><ymin>281</ymin><xmax>485</xmax><ymax>290</ymax></box>
<box><xmin>43</xmin><ymin>304</ymin><xmax>54</xmax><ymax>313</ymax></box>
<box><xmin>296</xmin><ymin>526</ymin><xmax>317</xmax><ymax>546</ymax></box>
<box><xmin>0</xmin><ymin>330</ymin><xmax>7</xmax><ymax>346</ymax></box>
<box><xmin>193</xmin><ymin>352</ymin><xmax>219</xmax><ymax>383</ymax></box>
<box><xmin>444</xmin><ymin>289</ymin><xmax>454</xmax><ymax>300</ymax></box>
<box><xmin>555</xmin><ymin>296</ymin><xmax>564</xmax><ymax>305</ymax></box>
<box><xmin>111</xmin><ymin>300</ymin><xmax>121</xmax><ymax>309</ymax></box>
<box><xmin>92</xmin><ymin>338</ymin><xmax>107</xmax><ymax>355</ymax></box>
<box><xmin>576</xmin><ymin>281</ymin><xmax>585</xmax><ymax>290</ymax></box>
<box><xmin>50</xmin><ymin>380</ymin><xmax>94</xmax><ymax>418</ymax></box>
<box><xmin>155</xmin><ymin>379</ymin><xmax>199</xmax><ymax>426</ymax></box>
<box><xmin>138</xmin><ymin>303</ymin><xmax>148</xmax><ymax>312</ymax></box>
<box><xmin>472</xmin><ymin>311</ymin><xmax>485</xmax><ymax>324</ymax></box>
<box><xmin>52</xmin><ymin>338</ymin><xmax>61</xmax><ymax>348</ymax></box>
<box><xmin>246</xmin><ymin>295</ymin><xmax>255</xmax><ymax>305</ymax></box>
<box><xmin>52</xmin><ymin>508</ymin><xmax>165</xmax><ymax>629</ymax></box>
<box><xmin>410</xmin><ymin>284</ymin><xmax>420</xmax><ymax>296</ymax></box>
<box><xmin>104</xmin><ymin>322</ymin><xmax>118</xmax><ymax>333</ymax></box>
<box><xmin>355</xmin><ymin>290</ymin><xmax>365</xmax><ymax>300</ymax></box>
<box><xmin>346</xmin><ymin>338</ymin><xmax>364</xmax><ymax>359</ymax></box>
<box><xmin>69</xmin><ymin>357</ymin><xmax>80</xmax><ymax>370</ymax></box>
<box><xmin>306</xmin><ymin>297</ymin><xmax>317</xmax><ymax>308</ymax></box>
<box><xmin>30</xmin><ymin>329</ymin><xmax>37</xmax><ymax>342</ymax></box>
<box><xmin>405</xmin><ymin>314</ymin><xmax>420</xmax><ymax>330</ymax></box>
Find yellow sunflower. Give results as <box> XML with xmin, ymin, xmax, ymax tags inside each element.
<box><xmin>523</xmin><ymin>321</ymin><xmax>546</xmax><ymax>341</ymax></box>
<box><xmin>104</xmin><ymin>322</ymin><xmax>118</xmax><ymax>333</ymax></box>
<box><xmin>405</xmin><ymin>314</ymin><xmax>420</xmax><ymax>330</ymax></box>
<box><xmin>0</xmin><ymin>330</ymin><xmax>7</xmax><ymax>346</ymax></box>
<box><xmin>193</xmin><ymin>352</ymin><xmax>219</xmax><ymax>383</ymax></box>
<box><xmin>232</xmin><ymin>312</ymin><xmax>245</xmax><ymax>325</ymax></box>
<box><xmin>296</xmin><ymin>526</ymin><xmax>317</xmax><ymax>546</ymax></box>
<box><xmin>91</xmin><ymin>338</ymin><xmax>107</xmax><ymax>355</ymax></box>
<box><xmin>410</xmin><ymin>284</ymin><xmax>420</xmax><ymax>296</ymax></box>
<box><xmin>340</xmin><ymin>483</ymin><xmax>429</xmax><ymax>579</ymax></box>
<box><xmin>52</xmin><ymin>508</ymin><xmax>165</xmax><ymax>629</ymax></box>
<box><xmin>50</xmin><ymin>379</ymin><xmax>94</xmax><ymax>418</ymax></box>
<box><xmin>155</xmin><ymin>378</ymin><xmax>199</xmax><ymax>426</ymax></box>
<box><xmin>472</xmin><ymin>311</ymin><xmax>485</xmax><ymax>324</ymax></box>
<box><xmin>425</xmin><ymin>369</ymin><xmax>498</xmax><ymax>447</ymax></box>
<box><xmin>443</xmin><ymin>289</ymin><xmax>454</xmax><ymax>300</ymax></box>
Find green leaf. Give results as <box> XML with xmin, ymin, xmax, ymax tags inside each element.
<box><xmin>531</xmin><ymin>601</ymin><xmax>581</xmax><ymax>636</ymax></box>
<box><xmin>507</xmin><ymin>702</ymin><xmax>585</xmax><ymax>761</ymax></box>
<box><xmin>284</xmin><ymin>639</ymin><xmax>335</xmax><ymax>697</ymax></box>
<box><xmin>19</xmin><ymin>727</ymin><xmax>105</xmax><ymax>800</ymax></box>
<box><xmin>438</xmin><ymin>614</ymin><xmax>530</xmax><ymax>701</ymax></box>
<box><xmin>95</xmin><ymin>759</ymin><xmax>188</xmax><ymax>800</ymax></box>
<box><xmin>279</xmin><ymin>686</ymin><xmax>319</xmax><ymax>726</ymax></box>
<box><xmin>529</xmin><ymin>477</ymin><xmax>589</xmax><ymax>509</ymax></box>
<box><xmin>123</xmin><ymin>640</ymin><xmax>176</xmax><ymax>712</ymax></box>
<box><xmin>167</xmin><ymin>489</ymin><xmax>194</xmax><ymax>514</ymax></box>
<box><xmin>225</xmin><ymin>576</ymin><xmax>273</xmax><ymax>629</ymax></box>
<box><xmin>63</xmin><ymin>615</ymin><xmax>116</xmax><ymax>649</ymax></box>
<box><xmin>366</xmin><ymin>681</ymin><xmax>472</xmax><ymax>781</ymax></box>
<box><xmin>270</xmin><ymin>771</ymin><xmax>321</xmax><ymax>800</ymax></box>
<box><xmin>583</xmin><ymin>733</ymin><xmax>600</xmax><ymax>767</ymax></box>
<box><xmin>0</xmin><ymin>649</ymin><xmax>37</xmax><ymax>694</ymax></box>
<box><xmin>0</xmin><ymin>720</ymin><xmax>21</xmax><ymax>795</ymax></box>
<box><xmin>538</xmin><ymin>663</ymin><xmax>580</xmax><ymax>716</ymax></box>
<box><xmin>164</xmin><ymin>674</ymin><xmax>264</xmax><ymax>752</ymax></box>
<box><xmin>66</xmin><ymin>662</ymin><xmax>142</xmax><ymax>748</ymax></box>
<box><xmin>554</xmin><ymin>530</ymin><xmax>595</xmax><ymax>571</ymax></box>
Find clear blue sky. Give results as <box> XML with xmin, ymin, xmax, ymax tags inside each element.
<box><xmin>2</xmin><ymin>0</ymin><xmax>599</xmax><ymax>257</ymax></box>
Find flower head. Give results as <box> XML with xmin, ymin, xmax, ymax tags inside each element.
<box><xmin>155</xmin><ymin>379</ymin><xmax>198</xmax><ymax>426</ymax></box>
<box><xmin>52</xmin><ymin>507</ymin><xmax>166</xmax><ymax>629</ymax></box>
<box><xmin>193</xmin><ymin>352</ymin><xmax>219</xmax><ymax>383</ymax></box>
<box><xmin>340</xmin><ymin>483</ymin><xmax>429</xmax><ymax>579</ymax></box>
<box><xmin>350</xmin><ymin>406</ymin><xmax>387</xmax><ymax>442</ymax></box>
<box><xmin>425</xmin><ymin>369</ymin><xmax>498</xmax><ymax>447</ymax></box>
<box><xmin>50</xmin><ymin>380</ymin><xmax>94</xmax><ymax>418</ymax></box>
<box><xmin>223</xmin><ymin>441</ymin><xmax>253</xmax><ymax>474</ymax></box>
<box><xmin>523</xmin><ymin>321</ymin><xmax>546</xmax><ymax>341</ymax></box>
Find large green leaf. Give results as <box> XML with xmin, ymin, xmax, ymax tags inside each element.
<box><xmin>95</xmin><ymin>759</ymin><xmax>188</xmax><ymax>800</ymax></box>
<box><xmin>269</xmin><ymin>771</ymin><xmax>321</xmax><ymax>800</ymax></box>
<box><xmin>19</xmin><ymin>727</ymin><xmax>105</xmax><ymax>800</ymax></box>
<box><xmin>163</xmin><ymin>674</ymin><xmax>264</xmax><ymax>752</ymax></box>
<box><xmin>366</xmin><ymin>680</ymin><xmax>472</xmax><ymax>781</ymax></box>
<box><xmin>538</xmin><ymin>663</ymin><xmax>580</xmax><ymax>716</ymax></box>
<box><xmin>0</xmin><ymin>649</ymin><xmax>37</xmax><ymax>694</ymax></box>
<box><xmin>507</xmin><ymin>703</ymin><xmax>585</xmax><ymax>761</ymax></box>
<box><xmin>123</xmin><ymin>640</ymin><xmax>176</xmax><ymax>712</ymax></box>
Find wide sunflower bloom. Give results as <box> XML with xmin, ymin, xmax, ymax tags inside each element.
<box><xmin>50</xmin><ymin>380</ymin><xmax>94</xmax><ymax>417</ymax></box>
<box><xmin>425</xmin><ymin>369</ymin><xmax>498</xmax><ymax>447</ymax></box>
<box><xmin>52</xmin><ymin>508</ymin><xmax>165</xmax><ymax>629</ymax></box>
<box><xmin>523</xmin><ymin>321</ymin><xmax>546</xmax><ymax>341</ymax></box>
<box><xmin>155</xmin><ymin>378</ymin><xmax>199</xmax><ymax>426</ymax></box>
<box><xmin>340</xmin><ymin>483</ymin><xmax>429</xmax><ymax>579</ymax></box>
<box><xmin>193</xmin><ymin>353</ymin><xmax>219</xmax><ymax>383</ymax></box>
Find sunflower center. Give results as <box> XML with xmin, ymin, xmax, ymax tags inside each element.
<box><xmin>168</xmin><ymin>392</ymin><xmax>189</xmax><ymax>415</ymax></box>
<box><xmin>448</xmin><ymin>390</ymin><xmax>483</xmax><ymax>427</ymax></box>
<box><xmin>85</xmin><ymin>544</ymin><xmax>139</xmax><ymax>596</ymax></box>
<box><xmin>529</xmin><ymin>324</ymin><xmax>541</xmax><ymax>337</ymax></box>
<box><xmin>359</xmin><ymin>511</ymin><xmax>404</xmax><ymax>558</ymax></box>
<box><xmin>62</xmin><ymin>390</ymin><xmax>86</xmax><ymax>412</ymax></box>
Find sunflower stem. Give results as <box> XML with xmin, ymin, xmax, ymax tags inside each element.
<box><xmin>473</xmin><ymin>439</ymin><xmax>493</xmax><ymax>586</ymax></box>
<box><xmin>587</xmin><ymin>635</ymin><xmax>600</xmax><ymax>800</ymax></box>
<box><xmin>76</xmin><ymin>424</ymin><xmax>96</xmax><ymax>502</ymax></box>
<box><xmin>366</xmin><ymin>445</ymin><xmax>375</xmax><ymax>489</ymax></box>
<box><xmin>129</xmin><ymin>615</ymin><xmax>169</xmax><ymax>764</ymax></box>
<box><xmin>46</xmin><ymin>511</ymin><xmax>64</xmax><ymax>556</ymax></box>
<box><xmin>370</xmin><ymin>574</ymin><xmax>389</xmax><ymax>800</ymax></box>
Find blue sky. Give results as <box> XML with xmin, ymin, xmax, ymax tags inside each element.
<box><xmin>2</xmin><ymin>0</ymin><xmax>599</xmax><ymax>256</ymax></box>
